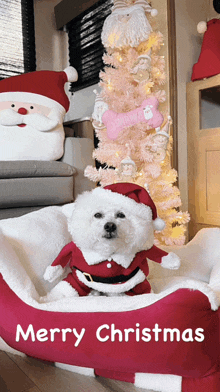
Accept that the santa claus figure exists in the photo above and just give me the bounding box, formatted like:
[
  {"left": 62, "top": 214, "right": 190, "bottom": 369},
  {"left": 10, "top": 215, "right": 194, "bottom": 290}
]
[
  {"left": 0, "top": 66, "right": 78, "bottom": 160},
  {"left": 101, "top": 0, "right": 158, "bottom": 49}
]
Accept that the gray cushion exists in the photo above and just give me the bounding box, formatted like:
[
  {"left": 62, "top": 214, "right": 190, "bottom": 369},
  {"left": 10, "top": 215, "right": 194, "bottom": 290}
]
[
  {"left": 0, "top": 161, "right": 76, "bottom": 179},
  {"left": 0, "top": 177, "right": 74, "bottom": 208}
]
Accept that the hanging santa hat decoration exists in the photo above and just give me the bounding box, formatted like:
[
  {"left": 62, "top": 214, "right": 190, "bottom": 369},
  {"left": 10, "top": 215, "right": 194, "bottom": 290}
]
[
  {"left": 192, "top": 19, "right": 220, "bottom": 81},
  {"left": 101, "top": 0, "right": 158, "bottom": 49},
  {"left": 93, "top": 183, "right": 165, "bottom": 231}
]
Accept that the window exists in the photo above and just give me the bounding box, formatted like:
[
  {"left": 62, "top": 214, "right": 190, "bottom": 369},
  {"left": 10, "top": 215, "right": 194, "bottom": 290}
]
[
  {"left": 67, "top": 0, "right": 113, "bottom": 92},
  {"left": 0, "top": 0, "right": 36, "bottom": 79}
]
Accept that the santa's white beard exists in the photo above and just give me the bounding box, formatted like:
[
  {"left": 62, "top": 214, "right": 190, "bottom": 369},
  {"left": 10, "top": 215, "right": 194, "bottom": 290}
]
[
  {"left": 0, "top": 110, "right": 65, "bottom": 160},
  {"left": 101, "top": 8, "right": 152, "bottom": 48},
  {"left": 0, "top": 108, "right": 59, "bottom": 132}
]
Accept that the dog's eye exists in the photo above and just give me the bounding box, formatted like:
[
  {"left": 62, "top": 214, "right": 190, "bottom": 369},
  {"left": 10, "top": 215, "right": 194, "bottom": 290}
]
[
  {"left": 94, "top": 213, "right": 103, "bottom": 219},
  {"left": 116, "top": 212, "right": 126, "bottom": 219}
]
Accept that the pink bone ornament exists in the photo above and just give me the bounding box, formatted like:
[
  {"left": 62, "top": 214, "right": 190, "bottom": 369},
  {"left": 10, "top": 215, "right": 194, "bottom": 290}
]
[{"left": 102, "top": 96, "right": 164, "bottom": 140}]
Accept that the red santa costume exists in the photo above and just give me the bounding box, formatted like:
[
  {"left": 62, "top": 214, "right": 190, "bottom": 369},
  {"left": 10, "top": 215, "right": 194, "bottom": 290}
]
[
  {"left": 50, "top": 241, "right": 169, "bottom": 296},
  {"left": 45, "top": 183, "right": 180, "bottom": 297}
]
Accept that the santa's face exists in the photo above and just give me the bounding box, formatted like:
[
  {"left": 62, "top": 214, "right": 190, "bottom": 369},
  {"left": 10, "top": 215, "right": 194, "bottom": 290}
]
[
  {"left": 143, "top": 105, "right": 153, "bottom": 120},
  {"left": 0, "top": 100, "right": 65, "bottom": 160},
  {"left": 0, "top": 101, "right": 51, "bottom": 116},
  {"left": 0, "top": 101, "right": 59, "bottom": 132},
  {"left": 102, "top": 6, "right": 152, "bottom": 48}
]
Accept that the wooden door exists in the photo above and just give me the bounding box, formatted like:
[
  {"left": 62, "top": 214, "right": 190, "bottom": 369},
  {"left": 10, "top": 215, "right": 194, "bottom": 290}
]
[{"left": 187, "top": 74, "right": 220, "bottom": 239}]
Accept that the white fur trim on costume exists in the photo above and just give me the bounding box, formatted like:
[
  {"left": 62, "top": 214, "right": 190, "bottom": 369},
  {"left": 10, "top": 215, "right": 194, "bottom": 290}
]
[
  {"left": 81, "top": 249, "right": 136, "bottom": 268},
  {"left": 161, "top": 252, "right": 180, "bottom": 270},
  {"left": 76, "top": 269, "right": 146, "bottom": 294},
  {"left": 64, "top": 66, "right": 78, "bottom": 82},
  {"left": 135, "top": 372, "right": 182, "bottom": 392},
  {"left": 92, "top": 187, "right": 153, "bottom": 220},
  {"left": 55, "top": 363, "right": 95, "bottom": 377},
  {"left": 0, "top": 92, "right": 66, "bottom": 116},
  {"left": 43, "top": 265, "right": 64, "bottom": 283},
  {"left": 153, "top": 217, "right": 165, "bottom": 232}
]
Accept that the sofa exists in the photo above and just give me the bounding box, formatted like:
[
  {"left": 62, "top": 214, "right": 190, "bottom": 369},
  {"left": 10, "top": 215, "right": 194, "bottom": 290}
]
[{"left": 0, "top": 130, "right": 95, "bottom": 220}]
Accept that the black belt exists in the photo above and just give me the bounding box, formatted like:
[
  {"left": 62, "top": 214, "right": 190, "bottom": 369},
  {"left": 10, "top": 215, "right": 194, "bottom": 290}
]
[{"left": 73, "top": 266, "right": 140, "bottom": 284}]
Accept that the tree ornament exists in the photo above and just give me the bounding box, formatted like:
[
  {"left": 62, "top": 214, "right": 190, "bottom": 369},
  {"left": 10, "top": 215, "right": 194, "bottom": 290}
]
[
  {"left": 140, "top": 116, "right": 171, "bottom": 163},
  {"left": 130, "top": 53, "right": 151, "bottom": 83},
  {"left": 116, "top": 143, "right": 137, "bottom": 181},
  {"left": 102, "top": 97, "right": 164, "bottom": 140},
  {"left": 92, "top": 89, "right": 109, "bottom": 129},
  {"left": 101, "top": 0, "right": 158, "bottom": 49}
]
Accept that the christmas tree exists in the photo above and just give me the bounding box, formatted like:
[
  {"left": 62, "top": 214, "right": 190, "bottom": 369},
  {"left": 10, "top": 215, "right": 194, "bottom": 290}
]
[{"left": 85, "top": 0, "right": 190, "bottom": 246}]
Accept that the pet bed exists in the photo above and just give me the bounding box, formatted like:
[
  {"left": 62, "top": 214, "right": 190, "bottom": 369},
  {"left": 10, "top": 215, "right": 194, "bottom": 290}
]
[{"left": 0, "top": 205, "right": 220, "bottom": 392}]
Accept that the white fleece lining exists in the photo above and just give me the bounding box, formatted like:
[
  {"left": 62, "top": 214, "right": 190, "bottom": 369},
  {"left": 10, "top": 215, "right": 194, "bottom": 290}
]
[
  {"left": 55, "top": 362, "right": 95, "bottom": 377},
  {"left": 76, "top": 268, "right": 146, "bottom": 293},
  {"left": 135, "top": 372, "right": 182, "bottom": 392}
]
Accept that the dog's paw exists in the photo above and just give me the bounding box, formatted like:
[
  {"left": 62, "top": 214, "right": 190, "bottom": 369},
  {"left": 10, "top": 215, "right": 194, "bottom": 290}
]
[
  {"left": 161, "top": 252, "right": 180, "bottom": 270},
  {"left": 43, "top": 265, "right": 63, "bottom": 282},
  {"left": 39, "top": 281, "right": 79, "bottom": 303}
]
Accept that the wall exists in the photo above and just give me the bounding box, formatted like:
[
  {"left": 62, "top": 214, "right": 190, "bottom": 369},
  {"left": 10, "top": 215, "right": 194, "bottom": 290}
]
[
  {"left": 34, "top": 0, "right": 68, "bottom": 71},
  {"left": 174, "top": 0, "right": 209, "bottom": 212}
]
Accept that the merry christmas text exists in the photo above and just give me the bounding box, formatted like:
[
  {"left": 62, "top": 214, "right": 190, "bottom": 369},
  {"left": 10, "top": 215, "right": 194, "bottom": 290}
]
[{"left": 15, "top": 323, "right": 205, "bottom": 346}]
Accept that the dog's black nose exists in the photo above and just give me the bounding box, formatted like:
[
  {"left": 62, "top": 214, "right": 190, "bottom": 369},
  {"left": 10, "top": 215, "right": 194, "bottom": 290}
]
[{"left": 104, "top": 222, "right": 117, "bottom": 233}]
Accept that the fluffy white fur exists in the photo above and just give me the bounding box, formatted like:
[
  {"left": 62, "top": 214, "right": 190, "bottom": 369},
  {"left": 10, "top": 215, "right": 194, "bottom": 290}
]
[
  {"left": 161, "top": 252, "right": 181, "bottom": 270},
  {"left": 68, "top": 188, "right": 154, "bottom": 260}
]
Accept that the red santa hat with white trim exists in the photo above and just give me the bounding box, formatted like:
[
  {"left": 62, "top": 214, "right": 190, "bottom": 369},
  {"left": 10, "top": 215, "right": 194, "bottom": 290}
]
[
  {"left": 93, "top": 182, "right": 165, "bottom": 231},
  {"left": 0, "top": 66, "right": 78, "bottom": 116},
  {"left": 192, "top": 19, "right": 220, "bottom": 81}
]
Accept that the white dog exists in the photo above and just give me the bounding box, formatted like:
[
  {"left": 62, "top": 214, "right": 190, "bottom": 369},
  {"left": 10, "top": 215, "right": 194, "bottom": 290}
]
[{"left": 42, "top": 183, "right": 180, "bottom": 301}]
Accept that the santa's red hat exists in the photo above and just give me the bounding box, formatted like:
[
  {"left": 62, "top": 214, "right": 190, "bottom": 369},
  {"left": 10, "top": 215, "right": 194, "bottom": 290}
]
[
  {"left": 93, "top": 183, "right": 165, "bottom": 231},
  {"left": 0, "top": 66, "right": 78, "bottom": 114},
  {"left": 192, "top": 19, "right": 220, "bottom": 81}
]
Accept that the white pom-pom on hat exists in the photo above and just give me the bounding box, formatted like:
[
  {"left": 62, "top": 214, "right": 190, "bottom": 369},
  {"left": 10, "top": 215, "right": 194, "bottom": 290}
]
[
  {"left": 151, "top": 8, "right": 158, "bottom": 17},
  {"left": 153, "top": 217, "right": 166, "bottom": 231},
  {"left": 64, "top": 66, "right": 78, "bottom": 82},
  {"left": 197, "top": 21, "right": 207, "bottom": 34}
]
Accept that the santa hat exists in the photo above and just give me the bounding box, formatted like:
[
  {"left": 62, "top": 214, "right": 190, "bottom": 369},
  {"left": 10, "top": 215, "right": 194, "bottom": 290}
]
[
  {"left": 192, "top": 19, "right": 220, "bottom": 81},
  {"left": 0, "top": 66, "right": 78, "bottom": 114},
  {"left": 93, "top": 183, "right": 165, "bottom": 231},
  {"left": 112, "top": 0, "right": 158, "bottom": 16}
]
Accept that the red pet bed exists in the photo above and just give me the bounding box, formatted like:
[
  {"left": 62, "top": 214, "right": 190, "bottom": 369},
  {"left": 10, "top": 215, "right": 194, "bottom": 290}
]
[{"left": 0, "top": 205, "right": 219, "bottom": 392}]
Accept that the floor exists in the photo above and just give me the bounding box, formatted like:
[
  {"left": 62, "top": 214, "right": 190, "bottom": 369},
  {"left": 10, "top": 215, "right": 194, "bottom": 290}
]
[{"left": 0, "top": 350, "right": 154, "bottom": 392}]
